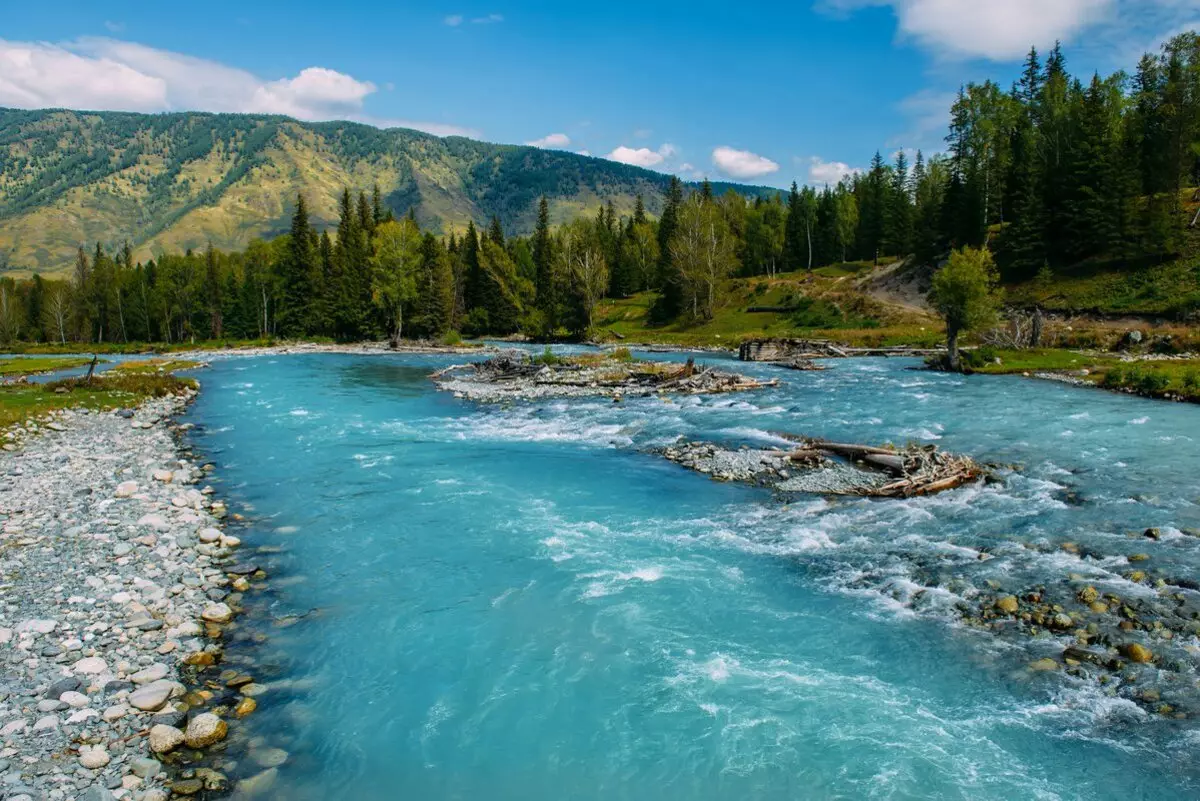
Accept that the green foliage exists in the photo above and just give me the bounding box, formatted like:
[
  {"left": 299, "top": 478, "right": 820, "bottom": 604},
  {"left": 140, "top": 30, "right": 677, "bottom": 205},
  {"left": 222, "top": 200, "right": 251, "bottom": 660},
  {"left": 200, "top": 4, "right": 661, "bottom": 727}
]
[{"left": 930, "top": 246, "right": 1001, "bottom": 369}]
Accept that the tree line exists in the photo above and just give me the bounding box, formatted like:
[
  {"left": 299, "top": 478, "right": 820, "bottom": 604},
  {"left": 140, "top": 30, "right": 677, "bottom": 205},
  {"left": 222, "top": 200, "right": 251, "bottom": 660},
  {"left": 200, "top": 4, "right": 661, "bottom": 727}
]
[{"left": 1, "top": 32, "right": 1197, "bottom": 344}]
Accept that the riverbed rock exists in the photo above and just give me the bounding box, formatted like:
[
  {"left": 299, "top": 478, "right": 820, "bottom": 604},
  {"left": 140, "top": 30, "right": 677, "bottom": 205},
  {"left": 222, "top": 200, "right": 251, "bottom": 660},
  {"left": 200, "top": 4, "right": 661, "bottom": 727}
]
[
  {"left": 235, "top": 768, "right": 278, "bottom": 798},
  {"left": 995, "top": 596, "right": 1020, "bottom": 614},
  {"left": 1121, "top": 643, "right": 1154, "bottom": 663},
  {"left": 201, "top": 602, "right": 234, "bottom": 623},
  {"left": 79, "top": 744, "right": 110, "bottom": 769},
  {"left": 184, "top": 713, "right": 228, "bottom": 748},
  {"left": 148, "top": 724, "right": 185, "bottom": 754},
  {"left": 128, "top": 680, "right": 177, "bottom": 711}
]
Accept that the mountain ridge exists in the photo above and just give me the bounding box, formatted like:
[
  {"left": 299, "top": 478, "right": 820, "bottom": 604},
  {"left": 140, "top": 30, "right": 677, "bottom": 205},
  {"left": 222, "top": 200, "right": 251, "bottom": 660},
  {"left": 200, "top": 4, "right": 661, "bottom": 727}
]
[{"left": 0, "top": 107, "right": 779, "bottom": 275}]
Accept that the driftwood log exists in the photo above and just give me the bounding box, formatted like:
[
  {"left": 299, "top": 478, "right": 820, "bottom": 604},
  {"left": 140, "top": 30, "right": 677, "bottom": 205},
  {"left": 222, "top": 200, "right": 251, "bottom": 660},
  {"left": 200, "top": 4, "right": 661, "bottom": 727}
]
[{"left": 788, "top": 437, "right": 983, "bottom": 498}]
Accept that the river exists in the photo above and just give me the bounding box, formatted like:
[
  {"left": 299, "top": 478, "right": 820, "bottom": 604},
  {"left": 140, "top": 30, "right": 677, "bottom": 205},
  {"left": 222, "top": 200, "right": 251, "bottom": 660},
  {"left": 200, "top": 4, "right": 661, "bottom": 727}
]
[{"left": 183, "top": 349, "right": 1200, "bottom": 800}]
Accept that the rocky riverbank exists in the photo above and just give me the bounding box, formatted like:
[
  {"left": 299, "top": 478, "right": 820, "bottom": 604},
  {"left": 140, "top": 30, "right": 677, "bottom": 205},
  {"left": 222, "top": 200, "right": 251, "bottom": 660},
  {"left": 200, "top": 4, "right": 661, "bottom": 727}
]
[
  {"left": 173, "top": 340, "right": 494, "bottom": 361},
  {"left": 0, "top": 390, "right": 263, "bottom": 800},
  {"left": 433, "top": 353, "right": 778, "bottom": 402}
]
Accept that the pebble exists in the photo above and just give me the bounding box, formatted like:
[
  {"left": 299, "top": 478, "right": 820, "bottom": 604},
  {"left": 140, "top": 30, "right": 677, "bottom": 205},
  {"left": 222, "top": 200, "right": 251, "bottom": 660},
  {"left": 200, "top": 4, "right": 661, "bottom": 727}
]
[
  {"left": 0, "top": 393, "right": 249, "bottom": 799},
  {"left": 79, "top": 744, "right": 111, "bottom": 769},
  {"left": 128, "top": 680, "right": 177, "bottom": 712}
]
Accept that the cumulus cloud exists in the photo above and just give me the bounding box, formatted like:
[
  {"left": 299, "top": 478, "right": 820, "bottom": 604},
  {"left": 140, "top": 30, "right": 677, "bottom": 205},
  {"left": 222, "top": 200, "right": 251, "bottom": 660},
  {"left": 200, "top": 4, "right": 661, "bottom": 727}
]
[
  {"left": 711, "top": 146, "right": 779, "bottom": 179},
  {"left": 888, "top": 88, "right": 957, "bottom": 150},
  {"left": 444, "top": 14, "right": 464, "bottom": 26},
  {"left": 0, "top": 37, "right": 475, "bottom": 137},
  {"left": 526, "top": 132, "right": 571, "bottom": 148},
  {"left": 806, "top": 156, "right": 861, "bottom": 185},
  {"left": 0, "top": 40, "right": 167, "bottom": 112},
  {"left": 819, "top": 0, "right": 1113, "bottom": 60},
  {"left": 606, "top": 144, "right": 676, "bottom": 168}
]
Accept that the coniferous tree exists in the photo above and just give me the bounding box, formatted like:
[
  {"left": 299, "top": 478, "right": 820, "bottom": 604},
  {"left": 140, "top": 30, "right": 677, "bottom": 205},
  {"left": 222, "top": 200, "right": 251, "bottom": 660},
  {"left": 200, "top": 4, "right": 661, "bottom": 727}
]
[{"left": 278, "top": 195, "right": 316, "bottom": 337}]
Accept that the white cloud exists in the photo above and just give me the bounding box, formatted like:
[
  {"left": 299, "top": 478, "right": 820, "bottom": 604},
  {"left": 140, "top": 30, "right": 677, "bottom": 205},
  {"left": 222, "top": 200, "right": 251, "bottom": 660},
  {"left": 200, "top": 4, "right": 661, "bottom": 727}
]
[
  {"left": 104, "top": 21, "right": 125, "bottom": 33},
  {"left": 526, "top": 132, "right": 571, "bottom": 148},
  {"left": 0, "top": 40, "right": 167, "bottom": 112},
  {"left": 820, "top": 0, "right": 1114, "bottom": 60},
  {"left": 577, "top": 149, "right": 591, "bottom": 156},
  {"left": 889, "top": 88, "right": 956, "bottom": 150},
  {"left": 805, "top": 156, "right": 861, "bottom": 185},
  {"left": 253, "top": 67, "right": 376, "bottom": 118},
  {"left": 712, "top": 146, "right": 779, "bottom": 179},
  {"left": 472, "top": 13, "right": 505, "bottom": 24},
  {"left": 444, "top": 14, "right": 464, "bottom": 26},
  {"left": 0, "top": 37, "right": 476, "bottom": 137},
  {"left": 606, "top": 143, "right": 677, "bottom": 168}
]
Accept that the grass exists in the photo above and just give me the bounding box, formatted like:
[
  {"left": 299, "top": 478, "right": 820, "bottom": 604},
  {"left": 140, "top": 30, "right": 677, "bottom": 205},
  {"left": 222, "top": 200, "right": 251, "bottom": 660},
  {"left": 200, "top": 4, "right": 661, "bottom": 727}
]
[
  {"left": 965, "top": 347, "right": 1200, "bottom": 402},
  {"left": 110, "top": 358, "right": 203, "bottom": 374},
  {"left": 1004, "top": 253, "right": 1200, "bottom": 318},
  {"left": 532, "top": 347, "right": 637, "bottom": 367},
  {"left": 595, "top": 268, "right": 941, "bottom": 348},
  {"left": 0, "top": 372, "right": 198, "bottom": 428},
  {"left": 0, "top": 356, "right": 97, "bottom": 376}
]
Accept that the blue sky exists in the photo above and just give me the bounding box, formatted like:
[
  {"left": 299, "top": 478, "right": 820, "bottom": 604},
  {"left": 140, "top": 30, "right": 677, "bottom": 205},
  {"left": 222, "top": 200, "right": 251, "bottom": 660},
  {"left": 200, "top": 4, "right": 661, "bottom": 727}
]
[{"left": 2, "top": 0, "right": 1197, "bottom": 188}]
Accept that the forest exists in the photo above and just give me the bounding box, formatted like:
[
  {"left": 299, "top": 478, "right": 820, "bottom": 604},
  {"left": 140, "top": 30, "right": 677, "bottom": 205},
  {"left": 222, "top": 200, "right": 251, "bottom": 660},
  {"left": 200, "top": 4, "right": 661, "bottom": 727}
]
[{"left": 1, "top": 32, "right": 1198, "bottom": 345}]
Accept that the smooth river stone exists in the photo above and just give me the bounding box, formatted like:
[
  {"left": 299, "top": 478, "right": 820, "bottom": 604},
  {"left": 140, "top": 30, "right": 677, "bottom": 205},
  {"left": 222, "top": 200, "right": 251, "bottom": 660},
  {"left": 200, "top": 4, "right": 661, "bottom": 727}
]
[{"left": 129, "top": 680, "right": 177, "bottom": 711}]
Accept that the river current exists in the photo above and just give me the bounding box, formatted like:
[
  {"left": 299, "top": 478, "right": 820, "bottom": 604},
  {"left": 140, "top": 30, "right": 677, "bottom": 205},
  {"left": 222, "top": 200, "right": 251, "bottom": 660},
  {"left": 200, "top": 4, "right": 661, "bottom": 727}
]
[{"left": 183, "top": 349, "right": 1200, "bottom": 800}]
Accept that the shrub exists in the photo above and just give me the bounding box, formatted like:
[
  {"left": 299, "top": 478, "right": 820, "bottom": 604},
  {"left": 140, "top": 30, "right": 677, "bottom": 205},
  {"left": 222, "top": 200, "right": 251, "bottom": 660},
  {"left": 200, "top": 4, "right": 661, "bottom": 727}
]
[
  {"left": 1183, "top": 369, "right": 1199, "bottom": 391},
  {"left": 961, "top": 345, "right": 998, "bottom": 369},
  {"left": 1135, "top": 370, "right": 1170, "bottom": 394},
  {"left": 532, "top": 346, "right": 564, "bottom": 366}
]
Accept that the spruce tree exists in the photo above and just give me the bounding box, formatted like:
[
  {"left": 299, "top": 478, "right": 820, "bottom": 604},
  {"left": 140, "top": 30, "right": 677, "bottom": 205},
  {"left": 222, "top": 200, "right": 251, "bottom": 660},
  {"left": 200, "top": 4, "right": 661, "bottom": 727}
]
[
  {"left": 783, "top": 182, "right": 806, "bottom": 271},
  {"left": 532, "top": 196, "right": 556, "bottom": 328},
  {"left": 279, "top": 194, "right": 316, "bottom": 338},
  {"left": 651, "top": 177, "right": 684, "bottom": 321}
]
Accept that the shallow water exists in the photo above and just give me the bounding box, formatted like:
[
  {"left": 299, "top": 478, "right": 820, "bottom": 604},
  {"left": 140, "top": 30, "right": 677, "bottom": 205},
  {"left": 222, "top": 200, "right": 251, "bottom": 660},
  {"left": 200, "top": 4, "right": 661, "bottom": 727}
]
[{"left": 185, "top": 351, "right": 1200, "bottom": 800}]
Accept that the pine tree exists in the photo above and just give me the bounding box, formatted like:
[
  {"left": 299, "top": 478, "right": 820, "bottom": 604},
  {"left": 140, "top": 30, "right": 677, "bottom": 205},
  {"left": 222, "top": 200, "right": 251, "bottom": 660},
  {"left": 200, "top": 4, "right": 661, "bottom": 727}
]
[
  {"left": 859, "top": 153, "right": 888, "bottom": 263},
  {"left": 532, "top": 196, "right": 556, "bottom": 328},
  {"left": 651, "top": 177, "right": 684, "bottom": 321},
  {"left": 885, "top": 151, "right": 913, "bottom": 257},
  {"left": 204, "top": 243, "right": 223, "bottom": 339},
  {"left": 487, "top": 215, "right": 505, "bottom": 247},
  {"left": 783, "top": 182, "right": 806, "bottom": 271},
  {"left": 279, "top": 194, "right": 316, "bottom": 337}
]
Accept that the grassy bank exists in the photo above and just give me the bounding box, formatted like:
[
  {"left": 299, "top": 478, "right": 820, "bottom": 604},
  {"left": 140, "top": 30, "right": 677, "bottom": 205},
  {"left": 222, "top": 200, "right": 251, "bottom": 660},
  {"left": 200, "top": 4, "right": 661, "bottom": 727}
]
[
  {"left": 595, "top": 267, "right": 942, "bottom": 348},
  {"left": 967, "top": 348, "right": 1200, "bottom": 403},
  {"left": 1004, "top": 254, "right": 1200, "bottom": 319},
  {"left": 0, "top": 370, "right": 199, "bottom": 429},
  {"left": 0, "top": 356, "right": 97, "bottom": 376}
]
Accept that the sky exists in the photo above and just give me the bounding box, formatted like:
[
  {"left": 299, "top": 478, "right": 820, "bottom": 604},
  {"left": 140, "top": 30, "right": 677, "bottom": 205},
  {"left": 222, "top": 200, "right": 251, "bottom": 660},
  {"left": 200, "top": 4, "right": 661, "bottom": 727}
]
[{"left": 2, "top": 0, "right": 1198, "bottom": 189}]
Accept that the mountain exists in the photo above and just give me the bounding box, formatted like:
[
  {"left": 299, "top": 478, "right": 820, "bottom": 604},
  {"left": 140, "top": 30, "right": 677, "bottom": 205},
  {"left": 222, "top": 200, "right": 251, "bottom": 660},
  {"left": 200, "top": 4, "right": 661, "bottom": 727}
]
[{"left": 0, "top": 108, "right": 779, "bottom": 275}]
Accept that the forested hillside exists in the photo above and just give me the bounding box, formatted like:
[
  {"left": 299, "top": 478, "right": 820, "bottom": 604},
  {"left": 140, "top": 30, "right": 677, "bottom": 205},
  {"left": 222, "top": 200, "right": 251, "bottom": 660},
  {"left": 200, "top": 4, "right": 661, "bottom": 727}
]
[
  {"left": 0, "top": 109, "right": 772, "bottom": 275},
  {"left": 1, "top": 32, "right": 1199, "bottom": 347}
]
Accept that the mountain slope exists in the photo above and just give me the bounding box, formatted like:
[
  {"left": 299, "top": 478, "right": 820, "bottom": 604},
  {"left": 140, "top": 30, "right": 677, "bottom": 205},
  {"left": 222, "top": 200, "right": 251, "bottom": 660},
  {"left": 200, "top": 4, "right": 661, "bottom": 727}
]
[{"left": 0, "top": 108, "right": 778, "bottom": 275}]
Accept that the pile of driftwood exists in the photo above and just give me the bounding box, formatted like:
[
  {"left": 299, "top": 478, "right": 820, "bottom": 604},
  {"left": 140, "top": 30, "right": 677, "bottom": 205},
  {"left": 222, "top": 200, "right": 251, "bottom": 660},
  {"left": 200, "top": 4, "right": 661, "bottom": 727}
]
[
  {"left": 431, "top": 354, "right": 778, "bottom": 401},
  {"left": 739, "top": 338, "right": 943, "bottom": 362},
  {"left": 786, "top": 438, "right": 983, "bottom": 497}
]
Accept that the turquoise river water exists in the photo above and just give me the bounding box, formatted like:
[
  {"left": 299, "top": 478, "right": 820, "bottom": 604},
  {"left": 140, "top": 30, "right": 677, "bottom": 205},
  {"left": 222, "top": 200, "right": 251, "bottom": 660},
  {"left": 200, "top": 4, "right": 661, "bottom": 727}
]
[{"left": 182, "top": 349, "right": 1200, "bottom": 800}]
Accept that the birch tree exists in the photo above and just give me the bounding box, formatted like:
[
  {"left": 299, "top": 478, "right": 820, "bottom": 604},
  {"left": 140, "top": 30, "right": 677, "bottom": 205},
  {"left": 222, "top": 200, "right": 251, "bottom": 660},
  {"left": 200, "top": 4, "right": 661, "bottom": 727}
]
[{"left": 371, "top": 219, "right": 422, "bottom": 345}]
